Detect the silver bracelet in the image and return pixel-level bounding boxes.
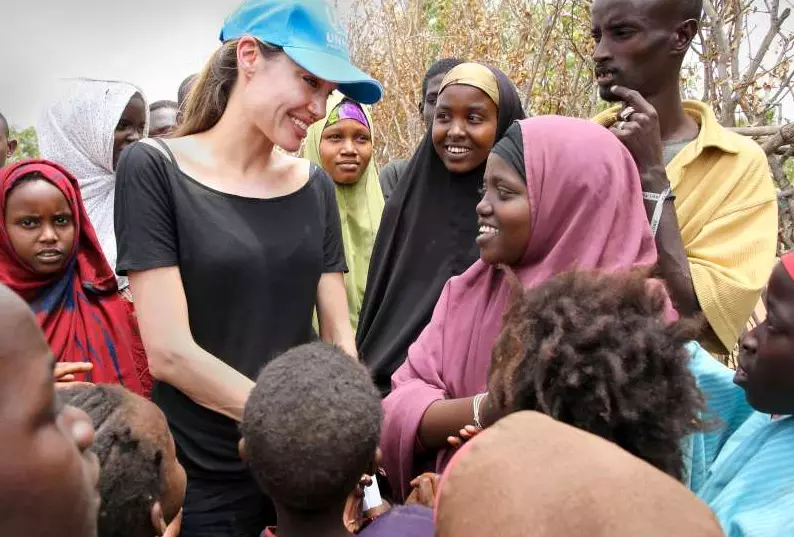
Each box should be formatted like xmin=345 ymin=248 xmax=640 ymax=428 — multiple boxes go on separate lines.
xmin=643 ymin=186 xmax=673 ymax=236
xmin=472 ymin=392 xmax=488 ymax=430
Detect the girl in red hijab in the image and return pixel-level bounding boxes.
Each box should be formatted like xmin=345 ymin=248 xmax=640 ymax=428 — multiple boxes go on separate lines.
xmin=0 ymin=159 xmax=148 ymax=395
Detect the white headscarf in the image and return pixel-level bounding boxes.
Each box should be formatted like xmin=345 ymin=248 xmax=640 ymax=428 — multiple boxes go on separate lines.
xmin=37 ymin=78 xmax=148 ymax=289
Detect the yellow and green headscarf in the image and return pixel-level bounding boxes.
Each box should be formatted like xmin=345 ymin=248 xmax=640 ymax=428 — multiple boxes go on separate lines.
xmin=304 ymin=92 xmax=384 ymax=331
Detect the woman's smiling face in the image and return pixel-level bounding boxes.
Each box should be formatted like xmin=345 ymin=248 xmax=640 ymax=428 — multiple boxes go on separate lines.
xmin=476 ymin=152 xmax=531 ymax=266
xmin=432 ymin=84 xmax=498 ymax=174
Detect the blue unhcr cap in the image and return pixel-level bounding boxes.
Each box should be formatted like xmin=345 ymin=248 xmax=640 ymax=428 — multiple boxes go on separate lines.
xmin=220 ymin=0 xmax=383 ymax=104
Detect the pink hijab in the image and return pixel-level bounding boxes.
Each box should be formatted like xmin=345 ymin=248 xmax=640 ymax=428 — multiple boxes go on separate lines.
xmin=380 ymin=116 xmax=660 ymax=498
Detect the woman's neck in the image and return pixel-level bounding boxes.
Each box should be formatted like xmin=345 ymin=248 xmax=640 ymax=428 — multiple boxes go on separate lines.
xmin=196 ymin=97 xmax=277 ymax=178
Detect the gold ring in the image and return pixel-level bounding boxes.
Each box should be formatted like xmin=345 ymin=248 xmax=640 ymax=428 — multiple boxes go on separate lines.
xmin=617 ymin=121 xmax=626 ymax=130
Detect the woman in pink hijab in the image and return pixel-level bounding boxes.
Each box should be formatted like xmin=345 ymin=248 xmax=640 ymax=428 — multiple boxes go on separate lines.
xmin=380 ymin=116 xmax=660 ymax=499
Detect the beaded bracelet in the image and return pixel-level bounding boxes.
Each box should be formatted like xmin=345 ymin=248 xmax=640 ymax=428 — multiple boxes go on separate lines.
xmin=472 ymin=392 xmax=488 ymax=430
xmin=643 ymin=186 xmax=675 ymax=236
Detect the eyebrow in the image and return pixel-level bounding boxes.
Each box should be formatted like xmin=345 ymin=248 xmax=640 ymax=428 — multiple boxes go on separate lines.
xmin=766 ymin=295 xmax=788 ymax=326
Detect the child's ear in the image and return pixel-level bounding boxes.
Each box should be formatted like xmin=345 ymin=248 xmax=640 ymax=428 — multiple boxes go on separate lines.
xmin=238 ymin=437 xmax=248 ymax=461
xmin=150 ymin=501 xmax=167 ymax=536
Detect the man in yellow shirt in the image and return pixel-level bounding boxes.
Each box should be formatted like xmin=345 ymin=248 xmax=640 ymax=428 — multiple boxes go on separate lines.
xmin=591 ymin=0 xmax=778 ymax=354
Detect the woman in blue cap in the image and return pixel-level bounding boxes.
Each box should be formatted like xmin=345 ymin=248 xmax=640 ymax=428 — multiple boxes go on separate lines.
xmin=114 ymin=0 xmax=382 ymax=535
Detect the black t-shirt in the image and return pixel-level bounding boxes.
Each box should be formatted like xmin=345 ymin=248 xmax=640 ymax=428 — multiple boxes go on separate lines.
xmin=115 ymin=142 xmax=346 ymax=478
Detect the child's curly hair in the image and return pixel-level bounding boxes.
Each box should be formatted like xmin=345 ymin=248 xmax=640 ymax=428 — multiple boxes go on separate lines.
xmin=487 ymin=269 xmax=705 ymax=480
xmin=59 ymin=384 xmax=164 ymax=537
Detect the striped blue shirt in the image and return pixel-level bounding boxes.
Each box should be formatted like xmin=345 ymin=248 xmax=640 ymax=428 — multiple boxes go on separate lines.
xmin=686 ymin=342 xmax=794 ymax=536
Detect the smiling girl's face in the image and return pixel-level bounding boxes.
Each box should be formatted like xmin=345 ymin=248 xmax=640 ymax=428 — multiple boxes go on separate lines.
xmin=432 ymin=84 xmax=498 ymax=174
xmin=475 ymin=153 xmax=531 ymax=266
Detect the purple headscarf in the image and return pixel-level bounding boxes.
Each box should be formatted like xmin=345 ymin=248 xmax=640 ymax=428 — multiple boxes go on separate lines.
xmin=326 ymin=99 xmax=370 ymax=131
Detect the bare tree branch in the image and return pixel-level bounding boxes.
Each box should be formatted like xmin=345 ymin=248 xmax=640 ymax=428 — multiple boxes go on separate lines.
xmin=702 ymin=0 xmax=736 ymax=124
xmin=763 ymin=123 xmax=794 ymax=154
xmin=738 ymin=3 xmax=790 ymax=92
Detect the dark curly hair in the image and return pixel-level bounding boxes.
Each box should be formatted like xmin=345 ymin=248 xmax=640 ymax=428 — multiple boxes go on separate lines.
xmin=241 ymin=342 xmax=382 ymax=512
xmin=487 ymin=269 xmax=705 ymax=480
xmin=678 ymin=0 xmax=703 ymax=21
xmin=58 ymin=384 xmax=164 ymax=537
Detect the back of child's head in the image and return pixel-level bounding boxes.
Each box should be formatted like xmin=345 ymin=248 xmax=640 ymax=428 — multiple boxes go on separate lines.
xmin=436 ymin=412 xmax=724 ymax=537
xmin=487 ymin=269 xmax=704 ymax=479
xmin=241 ymin=342 xmax=382 ymax=512
xmin=59 ymin=383 xmax=184 ymax=537
xmin=422 ymin=58 xmax=465 ymax=97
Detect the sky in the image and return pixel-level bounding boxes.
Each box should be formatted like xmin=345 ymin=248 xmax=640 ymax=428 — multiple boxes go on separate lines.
xmin=2 ymin=0 xmax=352 ymax=129
xmin=3 ymin=0 xmax=792 ymax=129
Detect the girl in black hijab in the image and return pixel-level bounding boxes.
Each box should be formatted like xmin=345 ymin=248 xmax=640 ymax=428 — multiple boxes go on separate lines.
xmin=357 ymin=63 xmax=526 ymax=395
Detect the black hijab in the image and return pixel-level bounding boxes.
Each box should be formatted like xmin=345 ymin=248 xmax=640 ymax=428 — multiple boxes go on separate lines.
xmin=356 ymin=65 xmax=526 ymax=395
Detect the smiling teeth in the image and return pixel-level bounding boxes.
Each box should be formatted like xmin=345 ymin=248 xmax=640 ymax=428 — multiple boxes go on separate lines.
xmin=479 ymin=225 xmax=498 ymax=235
xmin=447 ymin=146 xmax=470 ymax=154
xmin=291 ymin=117 xmax=309 ymax=131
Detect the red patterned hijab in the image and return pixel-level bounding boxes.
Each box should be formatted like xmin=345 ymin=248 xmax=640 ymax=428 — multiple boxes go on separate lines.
xmin=0 ymin=159 xmax=146 ymax=395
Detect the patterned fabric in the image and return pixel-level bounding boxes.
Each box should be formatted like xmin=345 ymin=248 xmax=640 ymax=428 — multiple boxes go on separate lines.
xmin=38 ymin=78 xmax=149 ymax=289
xmin=0 ymin=160 xmax=147 ymax=395
xmin=325 ymin=98 xmax=370 ymax=130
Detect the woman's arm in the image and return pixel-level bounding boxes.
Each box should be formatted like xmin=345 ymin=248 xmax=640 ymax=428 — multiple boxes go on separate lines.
xmin=418 ymin=398 xmax=478 ymax=450
xmin=316 ymin=272 xmax=357 ymax=358
xmin=129 ymin=267 xmax=254 ymax=422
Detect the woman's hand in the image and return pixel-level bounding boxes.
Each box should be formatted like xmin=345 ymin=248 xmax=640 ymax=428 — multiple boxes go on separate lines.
xmin=54 ymin=362 xmax=93 ymax=383
xmin=405 ymin=472 xmax=440 ymax=508
xmin=447 ymin=425 xmax=482 ymax=449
